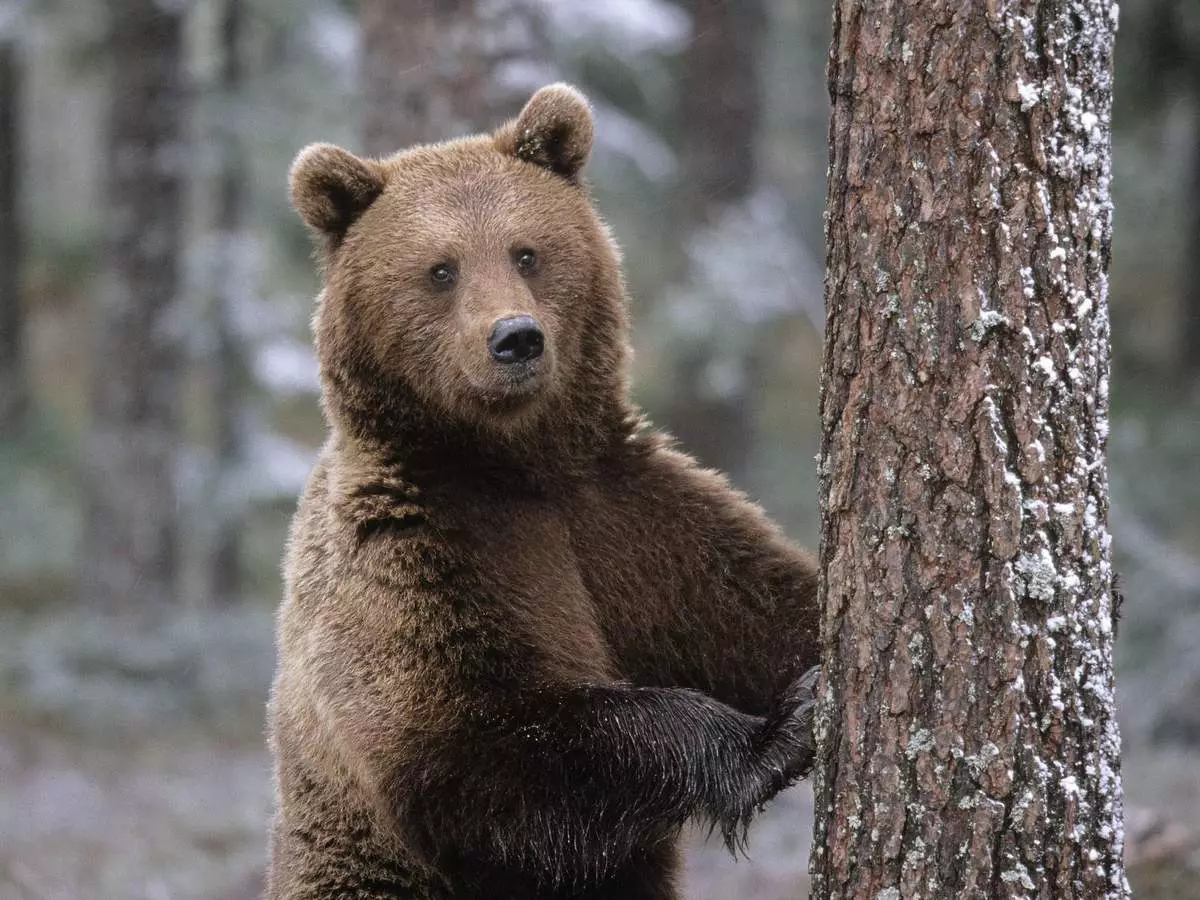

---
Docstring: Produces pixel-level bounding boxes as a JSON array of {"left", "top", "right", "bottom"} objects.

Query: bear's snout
[{"left": 488, "top": 316, "right": 545, "bottom": 365}]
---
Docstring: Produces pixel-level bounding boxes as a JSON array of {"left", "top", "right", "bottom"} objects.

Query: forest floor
[
  {"left": 0, "top": 604, "right": 822, "bottom": 900},
  {"left": 0, "top": 606, "right": 1196, "bottom": 900},
  {"left": 0, "top": 712, "right": 816, "bottom": 900}
]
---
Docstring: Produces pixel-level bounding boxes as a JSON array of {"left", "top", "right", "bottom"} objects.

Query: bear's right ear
[{"left": 289, "top": 143, "right": 385, "bottom": 241}]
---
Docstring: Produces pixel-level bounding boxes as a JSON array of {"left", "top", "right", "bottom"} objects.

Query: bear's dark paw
[
  {"left": 715, "top": 667, "right": 821, "bottom": 856},
  {"left": 759, "top": 665, "right": 821, "bottom": 787}
]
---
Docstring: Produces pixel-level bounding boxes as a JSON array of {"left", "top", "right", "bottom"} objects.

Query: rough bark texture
[
  {"left": 812, "top": 1, "right": 1128, "bottom": 898},
  {"left": 0, "top": 33, "right": 25, "bottom": 429},
  {"left": 360, "top": 0, "right": 539, "bottom": 156},
  {"left": 211, "top": 0, "right": 249, "bottom": 605},
  {"left": 81, "top": 0, "right": 187, "bottom": 616},
  {"left": 664, "top": 0, "right": 765, "bottom": 483}
]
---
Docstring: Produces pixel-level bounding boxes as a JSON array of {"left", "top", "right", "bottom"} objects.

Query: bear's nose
[{"left": 488, "top": 316, "right": 545, "bottom": 364}]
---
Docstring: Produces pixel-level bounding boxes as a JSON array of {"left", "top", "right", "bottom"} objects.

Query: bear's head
[{"left": 290, "top": 85, "right": 632, "bottom": 468}]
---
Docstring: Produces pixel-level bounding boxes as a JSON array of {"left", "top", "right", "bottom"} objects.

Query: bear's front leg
[
  {"left": 577, "top": 441, "right": 822, "bottom": 716},
  {"left": 391, "top": 671, "right": 819, "bottom": 891}
]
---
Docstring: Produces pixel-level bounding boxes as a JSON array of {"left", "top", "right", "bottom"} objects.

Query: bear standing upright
[{"left": 267, "top": 85, "right": 821, "bottom": 900}]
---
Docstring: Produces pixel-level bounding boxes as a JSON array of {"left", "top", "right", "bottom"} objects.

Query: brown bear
[{"left": 267, "top": 84, "right": 821, "bottom": 900}]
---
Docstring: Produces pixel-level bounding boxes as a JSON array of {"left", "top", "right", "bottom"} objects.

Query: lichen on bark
[{"left": 812, "top": 0, "right": 1128, "bottom": 897}]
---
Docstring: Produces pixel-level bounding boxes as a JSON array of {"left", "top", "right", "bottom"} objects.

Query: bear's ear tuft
[
  {"left": 498, "top": 84, "right": 594, "bottom": 183},
  {"left": 289, "top": 143, "right": 385, "bottom": 240}
]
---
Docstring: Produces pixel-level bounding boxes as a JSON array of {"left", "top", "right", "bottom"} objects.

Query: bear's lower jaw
[
  {"left": 468, "top": 360, "right": 552, "bottom": 405},
  {"left": 467, "top": 372, "right": 551, "bottom": 417}
]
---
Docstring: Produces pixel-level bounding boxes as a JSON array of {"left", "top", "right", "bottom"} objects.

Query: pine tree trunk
[
  {"left": 211, "top": 0, "right": 248, "bottom": 605},
  {"left": 665, "top": 0, "right": 765, "bottom": 483},
  {"left": 811, "top": 1, "right": 1128, "bottom": 897},
  {"left": 0, "top": 32, "right": 25, "bottom": 430},
  {"left": 81, "top": 0, "right": 187, "bottom": 617},
  {"left": 360, "top": 0, "right": 539, "bottom": 156}
]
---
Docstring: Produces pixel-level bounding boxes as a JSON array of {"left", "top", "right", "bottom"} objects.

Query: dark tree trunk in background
[
  {"left": 0, "top": 33, "right": 25, "bottom": 430},
  {"left": 1145, "top": 0, "right": 1200, "bottom": 374},
  {"left": 665, "top": 0, "right": 765, "bottom": 483},
  {"left": 211, "top": 0, "right": 249, "bottom": 605},
  {"left": 678, "top": 0, "right": 763, "bottom": 220},
  {"left": 81, "top": 0, "right": 187, "bottom": 617},
  {"left": 360, "top": 0, "right": 539, "bottom": 155},
  {"left": 1182, "top": 72, "right": 1200, "bottom": 374},
  {"left": 812, "top": 1, "right": 1129, "bottom": 897}
]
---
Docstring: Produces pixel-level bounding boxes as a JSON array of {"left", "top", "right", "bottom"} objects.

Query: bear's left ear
[
  {"left": 289, "top": 143, "right": 385, "bottom": 242},
  {"left": 496, "top": 84, "right": 594, "bottom": 183}
]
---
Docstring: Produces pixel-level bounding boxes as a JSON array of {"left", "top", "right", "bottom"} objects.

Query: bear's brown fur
[{"left": 267, "top": 84, "right": 821, "bottom": 900}]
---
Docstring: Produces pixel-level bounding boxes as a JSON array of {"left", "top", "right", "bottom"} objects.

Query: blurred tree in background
[
  {"left": 361, "top": 0, "right": 543, "bottom": 153},
  {"left": 208, "top": 0, "right": 251, "bottom": 606},
  {"left": 661, "top": 0, "right": 765, "bottom": 483},
  {"left": 1117, "top": 0, "right": 1200, "bottom": 375},
  {"left": 0, "top": 0, "right": 1196, "bottom": 897},
  {"left": 80, "top": 0, "right": 189, "bottom": 619},
  {"left": 0, "top": 7, "right": 25, "bottom": 431}
]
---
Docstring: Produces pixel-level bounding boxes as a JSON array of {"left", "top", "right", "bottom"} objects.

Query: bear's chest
[{"left": 438, "top": 497, "right": 616, "bottom": 683}]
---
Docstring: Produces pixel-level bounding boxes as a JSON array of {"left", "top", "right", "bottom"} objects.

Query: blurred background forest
[{"left": 0, "top": 0, "right": 1196, "bottom": 897}]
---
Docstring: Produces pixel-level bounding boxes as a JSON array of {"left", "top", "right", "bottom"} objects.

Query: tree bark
[
  {"left": 81, "top": 0, "right": 188, "bottom": 617},
  {"left": 664, "top": 0, "right": 766, "bottom": 483},
  {"left": 360, "top": 0, "right": 539, "bottom": 156},
  {"left": 0, "top": 31, "right": 25, "bottom": 430},
  {"left": 812, "top": 1, "right": 1128, "bottom": 898}
]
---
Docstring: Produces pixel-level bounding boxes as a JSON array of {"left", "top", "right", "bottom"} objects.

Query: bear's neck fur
[{"left": 321, "top": 360, "right": 633, "bottom": 493}]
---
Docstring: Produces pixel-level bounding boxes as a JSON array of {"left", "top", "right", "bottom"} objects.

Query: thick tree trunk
[
  {"left": 81, "top": 0, "right": 187, "bottom": 616},
  {"left": 665, "top": 0, "right": 765, "bottom": 482},
  {"left": 211, "top": 0, "right": 248, "bottom": 605},
  {"left": 0, "top": 33, "right": 25, "bottom": 430},
  {"left": 812, "top": 1, "right": 1128, "bottom": 898},
  {"left": 360, "top": 0, "right": 538, "bottom": 155}
]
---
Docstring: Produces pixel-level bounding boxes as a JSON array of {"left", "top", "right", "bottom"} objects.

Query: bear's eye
[
  {"left": 514, "top": 249, "right": 538, "bottom": 275},
  {"left": 429, "top": 263, "right": 456, "bottom": 286}
]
